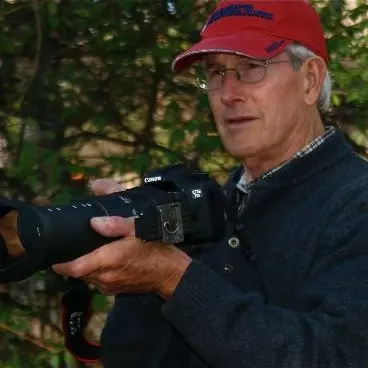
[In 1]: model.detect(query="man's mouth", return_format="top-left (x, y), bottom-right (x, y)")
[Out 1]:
top-left (225, 116), bottom-right (258, 125)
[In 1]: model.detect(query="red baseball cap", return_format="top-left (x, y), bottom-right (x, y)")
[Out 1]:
top-left (172, 0), bottom-right (328, 73)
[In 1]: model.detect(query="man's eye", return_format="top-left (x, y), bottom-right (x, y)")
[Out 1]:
top-left (245, 62), bottom-right (263, 70)
top-left (207, 68), bottom-right (223, 78)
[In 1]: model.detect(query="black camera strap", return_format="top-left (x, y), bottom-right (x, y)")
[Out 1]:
top-left (61, 282), bottom-right (101, 363)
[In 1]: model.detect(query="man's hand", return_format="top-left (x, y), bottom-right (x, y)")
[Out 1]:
top-left (52, 179), bottom-right (192, 299)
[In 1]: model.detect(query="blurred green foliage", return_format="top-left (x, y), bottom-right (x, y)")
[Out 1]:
top-left (0, 0), bottom-right (367, 366)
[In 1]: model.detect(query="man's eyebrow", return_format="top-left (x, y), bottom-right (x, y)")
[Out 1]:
top-left (203, 58), bottom-right (265, 68)
top-left (202, 59), bottom-right (224, 67)
top-left (205, 62), bottom-right (224, 68)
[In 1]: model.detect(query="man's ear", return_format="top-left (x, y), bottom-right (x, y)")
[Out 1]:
top-left (302, 57), bottom-right (326, 107)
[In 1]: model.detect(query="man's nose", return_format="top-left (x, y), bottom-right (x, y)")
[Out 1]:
top-left (220, 71), bottom-right (246, 105)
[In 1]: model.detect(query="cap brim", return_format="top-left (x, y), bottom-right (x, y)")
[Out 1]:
top-left (172, 32), bottom-right (292, 73)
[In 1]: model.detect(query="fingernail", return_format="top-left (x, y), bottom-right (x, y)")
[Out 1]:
top-left (91, 217), bottom-right (108, 226)
top-left (88, 180), bottom-right (97, 192)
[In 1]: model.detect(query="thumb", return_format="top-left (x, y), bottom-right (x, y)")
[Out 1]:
top-left (89, 179), bottom-right (124, 195)
top-left (90, 216), bottom-right (136, 237)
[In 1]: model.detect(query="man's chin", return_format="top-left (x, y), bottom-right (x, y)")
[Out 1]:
top-left (225, 145), bottom-right (258, 162)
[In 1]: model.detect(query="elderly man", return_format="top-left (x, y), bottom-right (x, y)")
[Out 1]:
top-left (54, 0), bottom-right (368, 367)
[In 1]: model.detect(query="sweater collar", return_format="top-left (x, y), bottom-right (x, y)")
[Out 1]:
top-left (228, 128), bottom-right (355, 195)
top-left (238, 127), bottom-right (336, 193)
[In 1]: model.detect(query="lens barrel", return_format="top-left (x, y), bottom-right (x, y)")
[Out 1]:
top-left (0, 164), bottom-right (227, 282)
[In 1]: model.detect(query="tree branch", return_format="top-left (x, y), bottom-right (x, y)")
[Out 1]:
top-left (65, 131), bottom-right (185, 161)
top-left (15, 0), bottom-right (43, 165)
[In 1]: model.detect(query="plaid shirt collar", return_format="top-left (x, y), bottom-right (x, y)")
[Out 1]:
top-left (237, 126), bottom-right (336, 193)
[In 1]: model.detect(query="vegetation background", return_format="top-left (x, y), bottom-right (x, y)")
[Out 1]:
top-left (0, 0), bottom-right (367, 366)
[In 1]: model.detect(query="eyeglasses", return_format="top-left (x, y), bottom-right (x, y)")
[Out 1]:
top-left (195, 59), bottom-right (291, 91)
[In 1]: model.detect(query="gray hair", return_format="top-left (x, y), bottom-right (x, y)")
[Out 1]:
top-left (285, 43), bottom-right (331, 114)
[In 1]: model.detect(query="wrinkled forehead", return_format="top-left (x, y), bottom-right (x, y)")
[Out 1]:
top-left (203, 52), bottom-right (287, 66)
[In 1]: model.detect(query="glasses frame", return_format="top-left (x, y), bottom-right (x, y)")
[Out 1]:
top-left (195, 59), bottom-right (291, 92)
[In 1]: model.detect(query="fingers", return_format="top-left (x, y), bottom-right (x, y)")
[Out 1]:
top-left (52, 216), bottom-right (136, 278)
top-left (89, 179), bottom-right (123, 195)
top-left (90, 216), bottom-right (136, 237)
top-left (53, 243), bottom-right (113, 278)
top-left (88, 179), bottom-right (136, 236)
top-left (52, 236), bottom-right (141, 278)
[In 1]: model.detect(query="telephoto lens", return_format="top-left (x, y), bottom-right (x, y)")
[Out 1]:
top-left (0, 164), bottom-right (227, 282)
top-left (0, 191), bottom-right (135, 282)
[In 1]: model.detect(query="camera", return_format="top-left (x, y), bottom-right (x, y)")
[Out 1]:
top-left (0, 164), bottom-right (227, 282)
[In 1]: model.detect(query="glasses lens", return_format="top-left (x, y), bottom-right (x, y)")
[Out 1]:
top-left (195, 67), bottom-right (209, 90)
top-left (195, 60), bottom-right (267, 90)
top-left (236, 61), bottom-right (265, 84)
top-left (196, 67), bottom-right (224, 91)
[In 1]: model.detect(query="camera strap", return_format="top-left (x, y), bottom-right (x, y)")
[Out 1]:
top-left (61, 283), bottom-right (101, 363)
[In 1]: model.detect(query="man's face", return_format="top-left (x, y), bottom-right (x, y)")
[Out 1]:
top-left (205, 53), bottom-right (319, 167)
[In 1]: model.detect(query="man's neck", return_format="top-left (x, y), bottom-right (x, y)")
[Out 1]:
top-left (243, 116), bottom-right (325, 180)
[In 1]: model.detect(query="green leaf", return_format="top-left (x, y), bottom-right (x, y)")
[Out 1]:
top-left (74, 8), bottom-right (93, 18)
top-left (47, 2), bottom-right (60, 29)
top-left (169, 129), bottom-right (186, 147)
top-left (92, 293), bottom-right (110, 312)
top-left (332, 94), bottom-right (341, 106)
